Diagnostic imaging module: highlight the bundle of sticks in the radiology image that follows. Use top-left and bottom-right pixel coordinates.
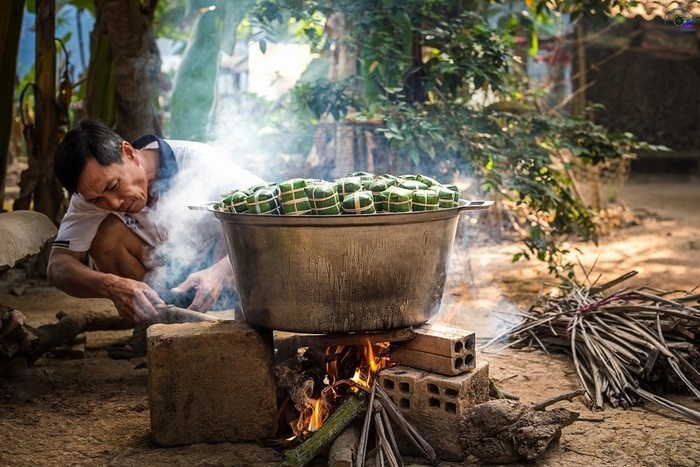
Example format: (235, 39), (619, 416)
(484, 271), (700, 423)
(282, 380), (438, 467)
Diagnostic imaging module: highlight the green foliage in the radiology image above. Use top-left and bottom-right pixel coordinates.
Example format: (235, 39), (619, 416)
(290, 78), (362, 121)
(263, 0), (667, 281)
(376, 101), (665, 281)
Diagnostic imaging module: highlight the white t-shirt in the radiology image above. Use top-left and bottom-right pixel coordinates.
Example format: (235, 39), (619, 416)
(53, 138), (264, 254)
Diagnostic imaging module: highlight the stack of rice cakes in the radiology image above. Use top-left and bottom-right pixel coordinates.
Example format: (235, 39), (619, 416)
(213, 171), (461, 215)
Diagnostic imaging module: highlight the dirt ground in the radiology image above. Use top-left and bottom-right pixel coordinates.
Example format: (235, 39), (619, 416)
(1, 173), (699, 466)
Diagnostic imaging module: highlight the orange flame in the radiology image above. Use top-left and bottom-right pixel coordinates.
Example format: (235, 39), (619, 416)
(291, 341), (390, 436)
(307, 398), (325, 432)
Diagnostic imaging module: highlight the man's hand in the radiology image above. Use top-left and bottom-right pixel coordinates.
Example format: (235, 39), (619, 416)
(105, 275), (165, 324)
(170, 259), (233, 312)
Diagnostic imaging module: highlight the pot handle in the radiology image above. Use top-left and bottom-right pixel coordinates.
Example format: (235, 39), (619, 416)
(458, 199), (494, 211)
(187, 202), (218, 211)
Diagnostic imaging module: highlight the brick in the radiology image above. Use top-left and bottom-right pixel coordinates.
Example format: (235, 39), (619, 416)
(147, 321), (277, 446)
(389, 347), (475, 375)
(390, 324), (476, 376)
(378, 361), (489, 461)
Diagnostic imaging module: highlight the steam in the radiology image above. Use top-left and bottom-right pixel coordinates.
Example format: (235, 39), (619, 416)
(145, 141), (264, 305)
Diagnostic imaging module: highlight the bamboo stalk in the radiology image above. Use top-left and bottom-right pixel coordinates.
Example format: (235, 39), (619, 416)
(282, 395), (368, 467)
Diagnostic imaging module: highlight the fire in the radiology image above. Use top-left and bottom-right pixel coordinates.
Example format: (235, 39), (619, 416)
(291, 340), (390, 437)
(308, 398), (323, 431)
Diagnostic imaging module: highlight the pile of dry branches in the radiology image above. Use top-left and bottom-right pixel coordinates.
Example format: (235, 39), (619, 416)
(484, 271), (700, 423)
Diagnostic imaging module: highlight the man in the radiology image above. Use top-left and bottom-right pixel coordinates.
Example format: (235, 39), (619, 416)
(48, 118), (263, 358)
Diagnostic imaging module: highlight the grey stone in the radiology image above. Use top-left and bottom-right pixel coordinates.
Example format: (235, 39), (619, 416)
(0, 211), (57, 271)
(147, 320), (277, 447)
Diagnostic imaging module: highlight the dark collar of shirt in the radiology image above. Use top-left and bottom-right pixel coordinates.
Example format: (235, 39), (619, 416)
(131, 134), (178, 204)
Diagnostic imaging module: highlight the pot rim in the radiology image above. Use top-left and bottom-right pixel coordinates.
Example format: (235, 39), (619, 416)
(207, 199), (493, 227)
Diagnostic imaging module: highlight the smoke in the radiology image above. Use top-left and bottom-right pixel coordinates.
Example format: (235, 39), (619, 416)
(145, 141), (264, 307)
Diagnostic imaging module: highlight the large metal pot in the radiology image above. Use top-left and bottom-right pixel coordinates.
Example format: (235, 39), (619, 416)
(211, 200), (492, 333)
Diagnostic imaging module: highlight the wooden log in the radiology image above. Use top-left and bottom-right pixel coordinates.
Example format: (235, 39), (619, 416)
(0, 303), (221, 366)
(275, 328), (415, 363)
(327, 420), (361, 467)
(55, 309), (132, 332)
(282, 395), (368, 467)
(154, 305), (221, 323)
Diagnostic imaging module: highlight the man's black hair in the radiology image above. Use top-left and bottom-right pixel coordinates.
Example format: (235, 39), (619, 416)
(54, 118), (125, 194)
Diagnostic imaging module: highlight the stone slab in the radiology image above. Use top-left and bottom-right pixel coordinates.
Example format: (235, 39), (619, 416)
(147, 320), (277, 446)
(0, 211), (57, 271)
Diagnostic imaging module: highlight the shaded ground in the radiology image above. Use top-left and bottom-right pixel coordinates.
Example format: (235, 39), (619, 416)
(1, 174), (699, 466)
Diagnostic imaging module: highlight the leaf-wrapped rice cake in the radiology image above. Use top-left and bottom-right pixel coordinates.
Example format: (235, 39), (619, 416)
(335, 177), (363, 201)
(412, 189), (439, 211)
(381, 186), (413, 212)
(368, 178), (395, 212)
(279, 178), (312, 215)
(442, 183), (460, 194)
(347, 171), (376, 189)
(247, 188), (282, 215)
(217, 190), (249, 213)
(416, 174), (440, 187)
(397, 179), (429, 191)
(341, 190), (376, 214)
(435, 186), (460, 208)
(305, 182), (341, 215)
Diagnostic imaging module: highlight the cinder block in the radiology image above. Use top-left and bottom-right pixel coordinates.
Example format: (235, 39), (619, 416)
(147, 321), (277, 446)
(390, 324), (476, 375)
(378, 361), (489, 461)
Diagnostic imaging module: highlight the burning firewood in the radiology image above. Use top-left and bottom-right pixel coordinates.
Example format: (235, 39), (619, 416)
(282, 394), (368, 467)
(482, 271), (700, 423)
(277, 340), (439, 466)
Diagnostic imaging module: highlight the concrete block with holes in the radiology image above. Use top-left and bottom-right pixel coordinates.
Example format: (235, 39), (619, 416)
(378, 361), (489, 461)
(390, 324), (476, 375)
(147, 321), (277, 446)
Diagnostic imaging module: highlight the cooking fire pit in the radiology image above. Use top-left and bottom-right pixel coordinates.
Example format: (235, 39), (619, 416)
(211, 200), (492, 333)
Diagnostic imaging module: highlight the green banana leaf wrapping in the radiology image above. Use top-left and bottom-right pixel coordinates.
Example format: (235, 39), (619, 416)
(381, 186), (413, 212)
(335, 177), (363, 201)
(412, 189), (440, 211)
(416, 174), (440, 187)
(218, 190), (249, 213)
(397, 179), (429, 191)
(442, 183), (460, 193)
(347, 171), (376, 189)
(368, 178), (393, 212)
(435, 186), (460, 208)
(279, 178), (312, 215)
(341, 190), (376, 214)
(400, 174), (418, 181)
(305, 182), (341, 215)
(248, 182), (278, 194)
(247, 188), (282, 215)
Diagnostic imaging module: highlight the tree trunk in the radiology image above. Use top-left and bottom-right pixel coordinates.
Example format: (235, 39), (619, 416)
(0, 0), (25, 210)
(93, 0), (162, 141)
(34, 0), (64, 226)
(85, 9), (117, 128)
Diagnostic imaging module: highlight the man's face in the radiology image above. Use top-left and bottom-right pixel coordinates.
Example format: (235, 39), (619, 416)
(77, 142), (149, 213)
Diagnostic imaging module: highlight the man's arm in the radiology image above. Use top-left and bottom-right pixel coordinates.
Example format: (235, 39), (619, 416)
(47, 249), (163, 324)
(170, 256), (234, 312)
